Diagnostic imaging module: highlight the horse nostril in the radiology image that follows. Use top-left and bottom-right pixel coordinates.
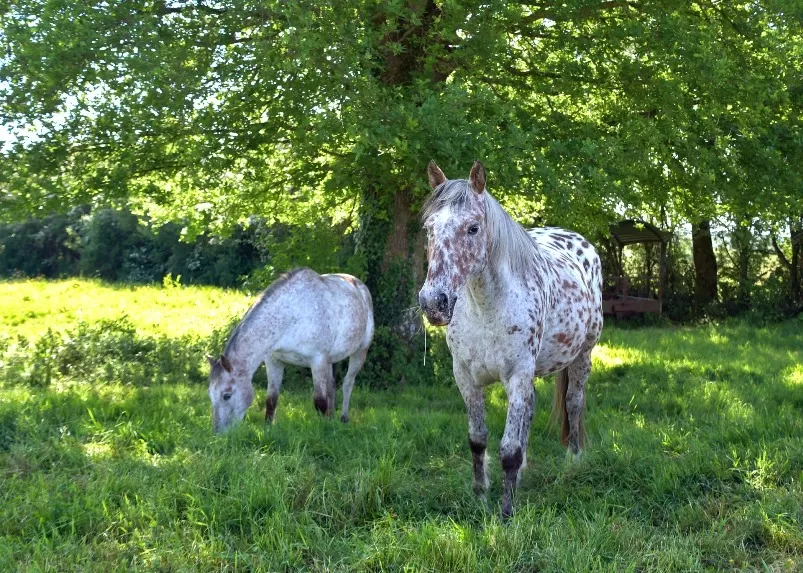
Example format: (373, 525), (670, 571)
(436, 292), (448, 312)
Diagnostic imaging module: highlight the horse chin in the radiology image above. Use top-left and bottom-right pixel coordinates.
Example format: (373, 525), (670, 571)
(424, 311), (452, 327)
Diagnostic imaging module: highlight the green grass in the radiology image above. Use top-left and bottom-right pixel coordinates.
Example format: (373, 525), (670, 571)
(1, 279), (802, 571)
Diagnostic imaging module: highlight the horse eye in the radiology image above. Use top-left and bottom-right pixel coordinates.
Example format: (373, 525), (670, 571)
(468, 224), (480, 236)
(222, 392), (232, 401)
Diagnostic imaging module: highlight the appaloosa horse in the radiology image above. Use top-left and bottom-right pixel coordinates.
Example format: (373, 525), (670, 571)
(419, 161), (603, 519)
(208, 268), (374, 433)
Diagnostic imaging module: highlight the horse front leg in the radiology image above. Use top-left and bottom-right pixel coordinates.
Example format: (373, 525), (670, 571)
(500, 372), (535, 520)
(455, 363), (489, 498)
(265, 359), (284, 423)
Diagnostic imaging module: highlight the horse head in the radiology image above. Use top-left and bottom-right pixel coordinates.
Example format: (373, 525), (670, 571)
(419, 160), (490, 326)
(207, 353), (255, 433)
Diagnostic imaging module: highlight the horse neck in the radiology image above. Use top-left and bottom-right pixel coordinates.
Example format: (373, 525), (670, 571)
(466, 247), (550, 314)
(465, 262), (515, 312)
(226, 296), (283, 376)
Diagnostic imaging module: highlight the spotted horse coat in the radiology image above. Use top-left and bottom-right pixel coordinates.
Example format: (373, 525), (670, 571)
(418, 160), (603, 519)
(208, 268), (375, 433)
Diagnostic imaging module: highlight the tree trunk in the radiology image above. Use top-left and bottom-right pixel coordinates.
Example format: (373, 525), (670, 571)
(355, 184), (422, 329)
(771, 219), (802, 306)
(790, 221), (801, 305)
(732, 222), (752, 309)
(691, 220), (718, 305)
(355, 0), (442, 334)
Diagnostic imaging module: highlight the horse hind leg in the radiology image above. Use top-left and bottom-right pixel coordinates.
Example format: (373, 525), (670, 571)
(265, 359), (284, 423)
(311, 356), (334, 419)
(327, 363), (336, 415)
(340, 346), (368, 423)
(563, 351), (591, 457)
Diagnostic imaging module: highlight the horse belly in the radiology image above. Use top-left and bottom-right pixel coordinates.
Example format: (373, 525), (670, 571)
(272, 317), (362, 366)
(272, 348), (317, 368)
(535, 302), (596, 376)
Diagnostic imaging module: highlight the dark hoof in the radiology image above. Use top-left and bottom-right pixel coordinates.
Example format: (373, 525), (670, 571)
(501, 507), (514, 522)
(313, 395), (328, 416)
(340, 414), (349, 423)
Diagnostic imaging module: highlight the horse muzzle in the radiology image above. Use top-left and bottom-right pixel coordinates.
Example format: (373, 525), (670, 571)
(419, 287), (456, 326)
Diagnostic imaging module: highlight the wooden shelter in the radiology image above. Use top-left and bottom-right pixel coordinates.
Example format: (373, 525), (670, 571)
(602, 220), (672, 318)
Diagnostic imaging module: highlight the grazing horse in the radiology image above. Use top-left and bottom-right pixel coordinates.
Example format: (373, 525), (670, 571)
(207, 268), (374, 433)
(418, 161), (603, 519)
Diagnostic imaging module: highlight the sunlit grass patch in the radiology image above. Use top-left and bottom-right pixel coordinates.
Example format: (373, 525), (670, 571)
(784, 364), (803, 386)
(591, 343), (649, 367)
(0, 278), (250, 340)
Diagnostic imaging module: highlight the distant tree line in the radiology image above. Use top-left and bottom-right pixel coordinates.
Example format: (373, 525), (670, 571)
(1, 207), (800, 325)
(0, 206), (263, 287)
(0, 206), (354, 289)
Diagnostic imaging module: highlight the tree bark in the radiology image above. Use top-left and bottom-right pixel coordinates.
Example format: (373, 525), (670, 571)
(732, 222), (752, 309)
(795, 220), (803, 305)
(772, 220), (802, 305)
(691, 220), (718, 305)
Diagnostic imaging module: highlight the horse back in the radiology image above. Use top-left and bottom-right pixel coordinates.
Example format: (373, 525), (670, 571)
(527, 227), (604, 360)
(295, 272), (374, 353)
(527, 227), (603, 302)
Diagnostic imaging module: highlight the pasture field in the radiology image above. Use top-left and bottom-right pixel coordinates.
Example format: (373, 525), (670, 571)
(0, 279), (802, 571)
(0, 278), (250, 340)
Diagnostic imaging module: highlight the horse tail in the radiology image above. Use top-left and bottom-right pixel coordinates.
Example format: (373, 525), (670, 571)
(552, 369), (570, 446)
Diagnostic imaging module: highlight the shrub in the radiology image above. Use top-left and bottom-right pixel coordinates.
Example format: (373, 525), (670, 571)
(0, 317), (215, 388)
(0, 312), (454, 390)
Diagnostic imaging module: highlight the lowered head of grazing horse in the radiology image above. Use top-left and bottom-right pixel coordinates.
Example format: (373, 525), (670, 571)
(419, 160), (603, 519)
(207, 353), (254, 433)
(208, 268), (374, 433)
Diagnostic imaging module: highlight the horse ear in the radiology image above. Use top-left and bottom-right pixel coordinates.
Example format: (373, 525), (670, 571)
(469, 160), (486, 195)
(219, 354), (232, 373)
(427, 160), (447, 189)
(206, 354), (217, 368)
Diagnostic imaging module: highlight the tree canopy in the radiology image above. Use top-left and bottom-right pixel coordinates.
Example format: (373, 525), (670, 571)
(2, 0), (802, 313)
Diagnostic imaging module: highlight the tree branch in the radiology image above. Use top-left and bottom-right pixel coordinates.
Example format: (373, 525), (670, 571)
(152, 1), (228, 16)
(771, 234), (792, 270)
